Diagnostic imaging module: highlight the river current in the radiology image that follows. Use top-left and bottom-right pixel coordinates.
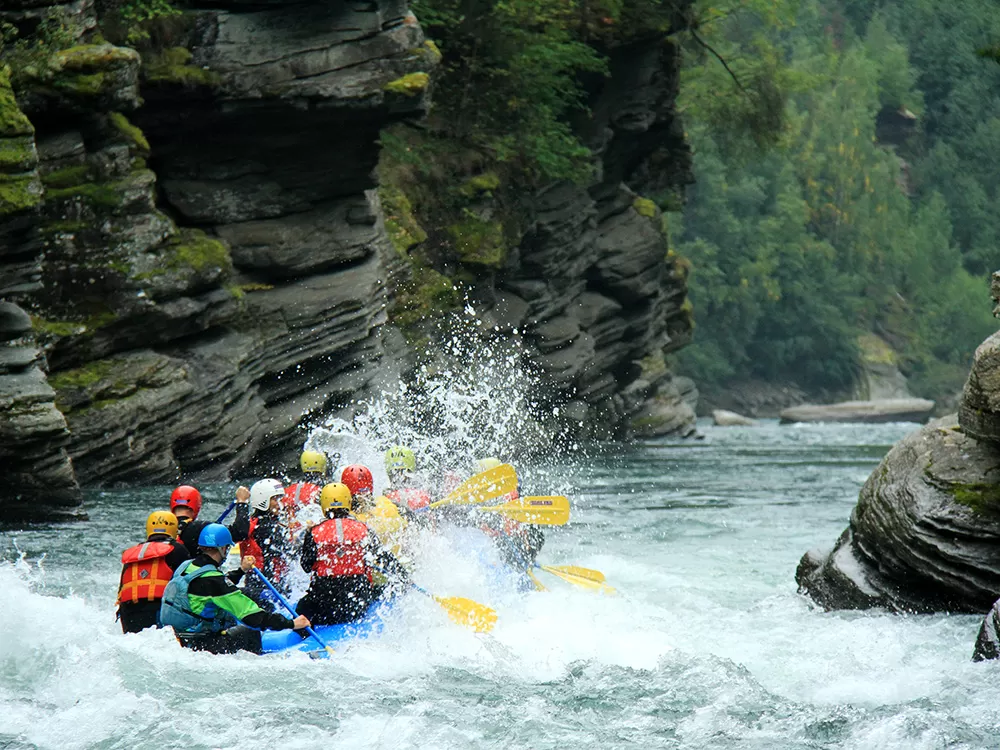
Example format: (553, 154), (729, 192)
(2, 420), (998, 749)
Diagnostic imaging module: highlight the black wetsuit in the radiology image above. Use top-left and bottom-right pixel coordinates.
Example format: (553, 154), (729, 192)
(295, 519), (409, 625)
(178, 503), (250, 553)
(117, 535), (191, 634)
(241, 512), (294, 612)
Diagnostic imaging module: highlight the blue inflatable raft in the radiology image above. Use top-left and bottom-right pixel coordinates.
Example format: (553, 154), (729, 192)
(260, 597), (391, 656)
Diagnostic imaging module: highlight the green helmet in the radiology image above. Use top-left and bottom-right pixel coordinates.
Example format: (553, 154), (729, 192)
(385, 445), (416, 473)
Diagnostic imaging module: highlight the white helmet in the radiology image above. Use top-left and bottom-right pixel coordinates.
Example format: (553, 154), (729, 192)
(249, 478), (284, 512)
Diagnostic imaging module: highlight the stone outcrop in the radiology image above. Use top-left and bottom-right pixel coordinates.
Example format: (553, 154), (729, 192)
(0, 0), (433, 518)
(470, 35), (697, 439)
(0, 0), (698, 518)
(798, 276), (1000, 615)
(779, 398), (935, 424)
(796, 415), (1000, 613)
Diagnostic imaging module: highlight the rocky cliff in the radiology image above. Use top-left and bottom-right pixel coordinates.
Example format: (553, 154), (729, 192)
(0, 0), (696, 520)
(796, 272), (1000, 613)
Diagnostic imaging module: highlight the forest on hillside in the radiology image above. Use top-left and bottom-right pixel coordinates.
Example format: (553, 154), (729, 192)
(673, 0), (1000, 401)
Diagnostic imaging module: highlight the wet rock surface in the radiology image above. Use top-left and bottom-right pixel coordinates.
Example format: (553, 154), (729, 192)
(796, 415), (1000, 614)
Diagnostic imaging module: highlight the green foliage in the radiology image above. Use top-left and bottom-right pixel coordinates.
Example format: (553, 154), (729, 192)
(674, 0), (998, 397)
(95, 0), (180, 45)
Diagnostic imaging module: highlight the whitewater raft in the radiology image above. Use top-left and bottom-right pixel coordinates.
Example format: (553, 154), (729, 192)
(260, 597), (390, 655)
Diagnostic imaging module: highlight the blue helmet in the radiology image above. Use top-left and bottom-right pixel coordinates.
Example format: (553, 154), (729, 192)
(198, 523), (234, 548)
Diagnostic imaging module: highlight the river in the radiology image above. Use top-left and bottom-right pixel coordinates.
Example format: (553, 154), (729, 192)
(1, 420), (997, 749)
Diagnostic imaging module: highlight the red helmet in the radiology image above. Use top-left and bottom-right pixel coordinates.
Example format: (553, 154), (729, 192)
(340, 465), (373, 496)
(170, 485), (202, 518)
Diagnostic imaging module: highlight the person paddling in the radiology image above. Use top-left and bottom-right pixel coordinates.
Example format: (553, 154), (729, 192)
(160, 523), (310, 654)
(241, 479), (294, 611)
(170, 484), (251, 553)
(282, 451), (328, 539)
(116, 511), (191, 633)
(296, 483), (409, 625)
(384, 445), (431, 512)
(343, 463), (408, 551)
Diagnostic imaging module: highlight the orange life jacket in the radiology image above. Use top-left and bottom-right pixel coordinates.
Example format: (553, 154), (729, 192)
(118, 541), (175, 603)
(310, 517), (370, 580)
(283, 482), (320, 512)
(386, 488), (432, 511)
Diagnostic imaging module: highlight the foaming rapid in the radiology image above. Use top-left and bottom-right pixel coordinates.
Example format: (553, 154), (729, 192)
(305, 316), (577, 497)
(6, 418), (1000, 748)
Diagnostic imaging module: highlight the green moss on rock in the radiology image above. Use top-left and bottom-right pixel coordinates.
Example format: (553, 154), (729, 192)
(633, 196), (657, 218)
(0, 172), (43, 216)
(447, 212), (507, 268)
(379, 183), (427, 255)
(144, 47), (221, 88)
(948, 483), (1000, 514)
(384, 72), (430, 97)
(163, 228), (232, 273)
(42, 164), (90, 189)
(55, 44), (138, 72)
(0, 67), (34, 138)
(392, 267), (462, 330)
(48, 358), (117, 392)
(108, 112), (150, 155)
(45, 179), (123, 208)
(458, 172), (500, 198)
(0, 135), (37, 172)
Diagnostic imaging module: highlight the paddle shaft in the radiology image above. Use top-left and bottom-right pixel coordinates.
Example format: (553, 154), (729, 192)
(251, 568), (331, 652)
(216, 501), (236, 523)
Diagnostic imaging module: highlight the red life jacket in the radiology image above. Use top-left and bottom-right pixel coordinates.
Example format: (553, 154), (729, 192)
(118, 541), (175, 603)
(310, 517), (370, 580)
(283, 482), (320, 512)
(386, 488), (432, 511)
(244, 516), (289, 580)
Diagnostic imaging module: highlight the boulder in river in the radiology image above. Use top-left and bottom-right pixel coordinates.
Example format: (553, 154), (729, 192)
(973, 598), (1000, 661)
(796, 415), (1000, 613)
(712, 409), (757, 427)
(779, 398), (935, 424)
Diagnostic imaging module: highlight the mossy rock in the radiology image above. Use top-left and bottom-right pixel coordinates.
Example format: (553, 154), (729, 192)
(0, 67), (34, 138)
(948, 483), (1000, 515)
(391, 267), (462, 331)
(457, 172), (500, 199)
(633, 196), (657, 218)
(41, 164), (91, 189)
(0, 135), (38, 172)
(48, 358), (117, 393)
(54, 45), (139, 73)
(379, 183), (427, 255)
(418, 40), (443, 65)
(447, 212), (507, 268)
(162, 228), (232, 273)
(0, 172), (44, 216)
(108, 112), (150, 155)
(858, 332), (896, 366)
(45, 178), (125, 209)
(144, 47), (221, 88)
(384, 72), (430, 97)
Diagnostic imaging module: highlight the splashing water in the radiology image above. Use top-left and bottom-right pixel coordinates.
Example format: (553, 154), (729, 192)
(305, 319), (576, 496)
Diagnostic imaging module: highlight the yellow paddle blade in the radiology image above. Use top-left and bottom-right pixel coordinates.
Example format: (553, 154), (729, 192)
(545, 564), (605, 582)
(433, 595), (498, 633)
(479, 495), (570, 525)
(538, 565), (616, 595)
(429, 464), (518, 509)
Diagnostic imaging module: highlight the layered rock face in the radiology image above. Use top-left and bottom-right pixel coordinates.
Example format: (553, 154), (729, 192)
(0, 0), (432, 518)
(797, 273), (1000, 613)
(476, 36), (697, 438)
(0, 0), (697, 519)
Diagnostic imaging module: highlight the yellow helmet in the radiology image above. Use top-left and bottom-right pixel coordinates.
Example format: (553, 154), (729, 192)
(476, 457), (502, 473)
(146, 510), (178, 539)
(300, 450), (328, 473)
(319, 483), (352, 514)
(385, 445), (416, 473)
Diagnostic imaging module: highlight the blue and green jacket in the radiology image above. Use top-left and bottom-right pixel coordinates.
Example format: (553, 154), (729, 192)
(161, 554), (293, 634)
